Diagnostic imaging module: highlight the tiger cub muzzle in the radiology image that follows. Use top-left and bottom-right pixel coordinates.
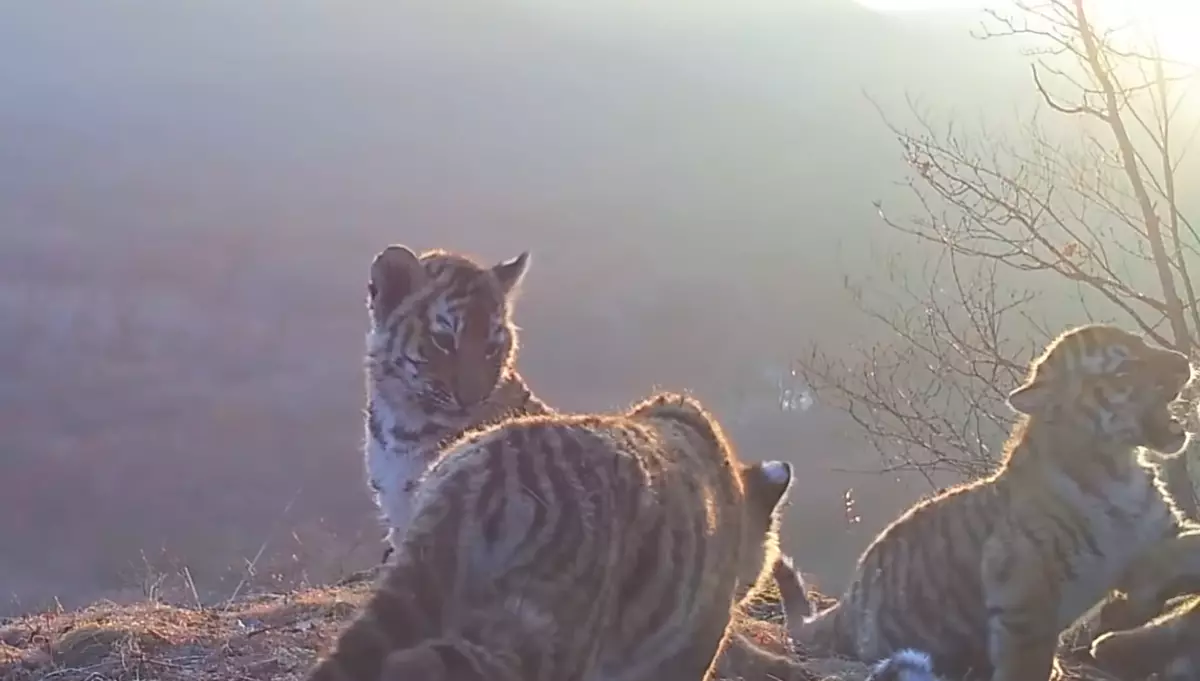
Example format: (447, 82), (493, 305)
(1138, 347), (1193, 454)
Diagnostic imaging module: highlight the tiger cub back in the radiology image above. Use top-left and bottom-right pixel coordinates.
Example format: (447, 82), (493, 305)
(307, 392), (793, 681)
(785, 324), (1196, 681)
(364, 244), (552, 554)
(1091, 594), (1200, 681)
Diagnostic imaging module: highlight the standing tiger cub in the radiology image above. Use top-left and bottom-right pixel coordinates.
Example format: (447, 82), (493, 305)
(307, 392), (794, 681)
(783, 324), (1196, 681)
(365, 245), (551, 557)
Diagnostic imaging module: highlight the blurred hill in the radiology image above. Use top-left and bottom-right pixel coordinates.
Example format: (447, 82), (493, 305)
(0, 0), (1042, 613)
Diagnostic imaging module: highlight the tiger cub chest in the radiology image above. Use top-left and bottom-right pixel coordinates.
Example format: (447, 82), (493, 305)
(1053, 465), (1175, 623)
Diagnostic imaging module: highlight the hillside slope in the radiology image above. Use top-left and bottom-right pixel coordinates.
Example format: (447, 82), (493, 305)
(0, 578), (1126, 681)
(0, 579), (862, 681)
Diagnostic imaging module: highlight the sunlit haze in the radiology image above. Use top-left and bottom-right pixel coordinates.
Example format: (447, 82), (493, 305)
(857, 0), (1200, 66)
(854, 0), (1002, 9)
(1, 1), (1197, 662)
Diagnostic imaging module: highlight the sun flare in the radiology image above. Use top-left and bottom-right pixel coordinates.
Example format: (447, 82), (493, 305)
(855, 0), (1200, 67)
(1106, 0), (1200, 68)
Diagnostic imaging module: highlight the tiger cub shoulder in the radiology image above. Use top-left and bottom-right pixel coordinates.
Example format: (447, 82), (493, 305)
(363, 244), (551, 551)
(308, 391), (794, 681)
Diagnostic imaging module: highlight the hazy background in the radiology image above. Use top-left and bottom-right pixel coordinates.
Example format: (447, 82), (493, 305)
(1, 0), (1055, 614)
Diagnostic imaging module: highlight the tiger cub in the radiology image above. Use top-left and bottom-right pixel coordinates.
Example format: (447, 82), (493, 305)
(308, 392), (794, 681)
(782, 324), (1196, 681)
(364, 244), (552, 558)
(1091, 594), (1200, 681)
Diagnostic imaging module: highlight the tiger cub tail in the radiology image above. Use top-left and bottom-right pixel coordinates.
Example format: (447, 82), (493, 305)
(309, 540), (533, 681)
(773, 553), (814, 620)
(773, 553), (850, 657)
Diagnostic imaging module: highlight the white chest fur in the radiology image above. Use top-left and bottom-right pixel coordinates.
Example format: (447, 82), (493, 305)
(1054, 461), (1174, 626)
(364, 402), (447, 547)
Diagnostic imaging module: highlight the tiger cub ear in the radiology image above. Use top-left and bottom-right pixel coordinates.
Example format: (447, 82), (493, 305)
(368, 245), (424, 326)
(492, 251), (531, 296)
(1006, 376), (1053, 415)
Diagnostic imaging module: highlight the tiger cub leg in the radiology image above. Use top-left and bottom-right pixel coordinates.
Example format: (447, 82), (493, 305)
(381, 639), (523, 681)
(652, 618), (740, 681)
(1112, 530), (1200, 625)
(981, 534), (1059, 681)
(718, 629), (816, 681)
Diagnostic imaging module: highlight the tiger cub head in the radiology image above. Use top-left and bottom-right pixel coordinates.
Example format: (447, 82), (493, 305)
(366, 245), (530, 416)
(1091, 594), (1200, 681)
(1006, 324), (1194, 454)
(629, 392), (794, 600)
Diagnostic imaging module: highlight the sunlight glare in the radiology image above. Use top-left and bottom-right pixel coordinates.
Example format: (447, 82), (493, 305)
(856, 0), (1200, 67)
(1112, 0), (1200, 67)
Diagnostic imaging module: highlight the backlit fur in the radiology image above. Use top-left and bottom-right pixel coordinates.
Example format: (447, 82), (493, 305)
(784, 324), (1196, 681)
(704, 553), (821, 680)
(364, 244), (551, 553)
(307, 392), (796, 681)
(1091, 595), (1200, 681)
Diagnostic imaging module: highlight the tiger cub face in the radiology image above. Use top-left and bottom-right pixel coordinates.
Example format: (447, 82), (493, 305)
(1007, 324), (1193, 454)
(1091, 594), (1200, 681)
(367, 245), (529, 417)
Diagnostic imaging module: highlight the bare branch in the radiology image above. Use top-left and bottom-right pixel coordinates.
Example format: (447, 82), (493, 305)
(811, 0), (1199, 515)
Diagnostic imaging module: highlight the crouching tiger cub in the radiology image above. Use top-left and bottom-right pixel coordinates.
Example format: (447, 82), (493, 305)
(782, 324), (1197, 681)
(308, 392), (800, 681)
(364, 244), (553, 560)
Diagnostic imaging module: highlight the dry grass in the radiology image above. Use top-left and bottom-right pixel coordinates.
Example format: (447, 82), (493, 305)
(0, 577), (1127, 681)
(0, 582), (370, 681)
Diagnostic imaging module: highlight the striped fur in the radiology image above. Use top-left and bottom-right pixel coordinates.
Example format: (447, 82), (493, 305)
(1091, 594), (1200, 681)
(365, 245), (552, 556)
(783, 324), (1196, 681)
(308, 392), (794, 681)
